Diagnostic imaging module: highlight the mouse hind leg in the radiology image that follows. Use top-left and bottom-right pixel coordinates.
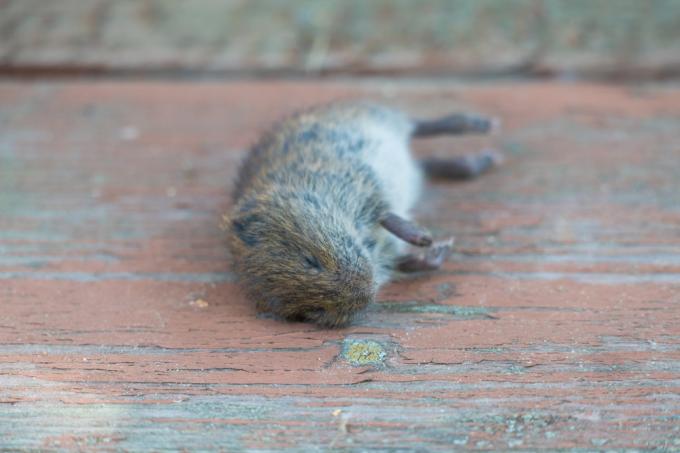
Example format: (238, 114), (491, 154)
(377, 212), (454, 273)
(411, 111), (503, 180)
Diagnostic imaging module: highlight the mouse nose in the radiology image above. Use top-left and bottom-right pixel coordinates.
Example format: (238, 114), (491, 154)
(345, 276), (375, 307)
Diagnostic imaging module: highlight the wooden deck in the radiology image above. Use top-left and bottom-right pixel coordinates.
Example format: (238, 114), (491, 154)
(1, 80), (679, 450)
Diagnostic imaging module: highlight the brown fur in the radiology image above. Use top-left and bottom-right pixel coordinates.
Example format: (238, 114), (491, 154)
(226, 102), (498, 327)
(227, 103), (403, 327)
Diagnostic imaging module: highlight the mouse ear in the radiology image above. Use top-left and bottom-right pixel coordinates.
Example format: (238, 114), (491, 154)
(231, 213), (262, 247)
(230, 199), (263, 247)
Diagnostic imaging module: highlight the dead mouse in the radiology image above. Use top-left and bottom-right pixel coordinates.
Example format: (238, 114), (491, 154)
(226, 102), (501, 327)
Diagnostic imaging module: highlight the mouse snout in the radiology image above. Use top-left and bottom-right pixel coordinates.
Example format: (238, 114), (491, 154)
(312, 286), (373, 328)
(342, 270), (375, 312)
(337, 262), (374, 296)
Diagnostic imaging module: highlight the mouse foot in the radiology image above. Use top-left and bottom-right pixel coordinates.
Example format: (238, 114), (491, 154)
(421, 149), (504, 180)
(395, 238), (454, 273)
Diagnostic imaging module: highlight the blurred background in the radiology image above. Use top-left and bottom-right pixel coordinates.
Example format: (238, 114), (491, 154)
(2, 0), (680, 80)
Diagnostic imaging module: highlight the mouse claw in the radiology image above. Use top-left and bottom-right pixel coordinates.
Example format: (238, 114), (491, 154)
(424, 238), (455, 265)
(480, 148), (505, 166)
(396, 237), (455, 273)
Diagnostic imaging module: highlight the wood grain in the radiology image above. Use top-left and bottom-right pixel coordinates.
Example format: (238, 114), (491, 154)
(1, 81), (679, 450)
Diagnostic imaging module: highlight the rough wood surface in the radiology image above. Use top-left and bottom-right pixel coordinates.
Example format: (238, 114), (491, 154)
(2, 0), (680, 79)
(1, 81), (679, 450)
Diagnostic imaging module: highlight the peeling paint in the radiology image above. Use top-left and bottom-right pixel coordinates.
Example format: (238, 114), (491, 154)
(1, 81), (679, 450)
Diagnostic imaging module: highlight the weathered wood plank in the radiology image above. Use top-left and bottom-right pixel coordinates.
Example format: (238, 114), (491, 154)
(1, 81), (679, 450)
(2, 0), (680, 79)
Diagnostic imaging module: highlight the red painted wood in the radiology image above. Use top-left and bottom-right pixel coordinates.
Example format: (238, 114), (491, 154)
(1, 81), (679, 450)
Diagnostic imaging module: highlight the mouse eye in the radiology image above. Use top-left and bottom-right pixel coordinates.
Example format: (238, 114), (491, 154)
(303, 254), (323, 272)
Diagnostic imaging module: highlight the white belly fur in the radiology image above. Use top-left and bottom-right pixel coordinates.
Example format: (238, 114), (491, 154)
(359, 121), (423, 261)
(360, 122), (423, 218)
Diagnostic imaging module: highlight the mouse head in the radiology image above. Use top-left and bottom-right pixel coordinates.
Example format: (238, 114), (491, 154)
(228, 192), (375, 327)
